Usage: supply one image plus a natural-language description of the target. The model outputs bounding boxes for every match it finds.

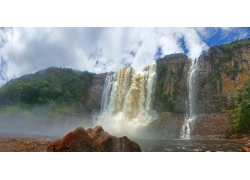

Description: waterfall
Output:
[97,64,157,134]
[180,58,198,139]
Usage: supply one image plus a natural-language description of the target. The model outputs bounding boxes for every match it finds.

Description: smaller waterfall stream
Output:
[180,58,198,139]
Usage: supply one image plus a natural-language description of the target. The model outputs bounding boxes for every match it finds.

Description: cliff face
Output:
[154,54,189,114]
[154,38,250,115]
[152,38,250,138]
[86,73,107,113]
[197,38,250,113]
[146,113,233,139]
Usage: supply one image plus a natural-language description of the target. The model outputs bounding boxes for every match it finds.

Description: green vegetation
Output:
[221,38,250,60]
[232,76,250,133]
[219,39,250,81]
[208,57,239,93]
[156,61,167,90]
[222,44,233,60]
[225,61,239,80]
[161,91,175,112]
[227,38,250,48]
[156,58,185,113]
[0,67,94,119]
[210,57,223,92]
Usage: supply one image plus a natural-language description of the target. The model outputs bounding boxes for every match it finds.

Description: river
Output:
[133,138,245,152]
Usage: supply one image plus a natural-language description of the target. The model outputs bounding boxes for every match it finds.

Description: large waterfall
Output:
[180,58,198,139]
[96,64,157,135]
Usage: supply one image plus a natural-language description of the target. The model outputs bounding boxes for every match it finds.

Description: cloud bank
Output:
[0,27,249,86]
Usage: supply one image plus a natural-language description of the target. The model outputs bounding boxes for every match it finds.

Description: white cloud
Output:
[1,27,244,86]
[180,28,209,58]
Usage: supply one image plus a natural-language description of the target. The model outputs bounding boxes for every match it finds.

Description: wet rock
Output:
[147,112,233,139]
[245,143,250,148]
[86,73,107,112]
[47,126,142,152]
[47,127,101,152]
[87,125,142,152]
[192,113,233,137]
[235,148,243,152]
[242,146,250,152]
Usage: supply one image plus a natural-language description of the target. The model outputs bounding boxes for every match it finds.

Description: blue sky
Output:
[1,27,250,87]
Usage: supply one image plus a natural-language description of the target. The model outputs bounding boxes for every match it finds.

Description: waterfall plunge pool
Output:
[132,138,245,152]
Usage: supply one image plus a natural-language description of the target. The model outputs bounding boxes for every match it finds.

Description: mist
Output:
[0,104,94,140]
[0,105,159,140]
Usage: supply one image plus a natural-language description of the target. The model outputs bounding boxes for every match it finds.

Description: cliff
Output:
[154,38,250,115]
[197,38,250,113]
[154,53,188,113]
[85,73,107,113]
[151,38,250,137]
[145,113,233,139]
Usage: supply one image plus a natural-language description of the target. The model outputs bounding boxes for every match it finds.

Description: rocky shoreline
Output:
[0,135,250,152]
[0,136,52,152]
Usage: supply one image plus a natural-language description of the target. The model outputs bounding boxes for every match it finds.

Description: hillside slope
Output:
[0,67,104,134]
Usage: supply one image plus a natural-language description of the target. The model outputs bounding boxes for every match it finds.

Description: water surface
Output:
[134,139,244,152]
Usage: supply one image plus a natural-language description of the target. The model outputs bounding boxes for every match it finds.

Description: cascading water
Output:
[97,64,157,135]
[180,58,198,139]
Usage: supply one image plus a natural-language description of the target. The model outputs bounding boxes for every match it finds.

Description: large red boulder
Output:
[47,125,142,152]
[87,125,142,152]
[47,126,101,152]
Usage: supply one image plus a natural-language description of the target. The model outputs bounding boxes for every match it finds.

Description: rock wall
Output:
[192,113,233,138]
[197,38,250,113]
[154,38,250,115]
[147,113,233,139]
[151,39,250,138]
[146,113,185,139]
[155,53,189,113]
[86,73,107,112]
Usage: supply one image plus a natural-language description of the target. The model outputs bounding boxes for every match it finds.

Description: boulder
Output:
[47,126,101,152]
[245,143,250,148]
[210,149,217,152]
[87,125,142,152]
[47,125,142,152]
[242,146,250,152]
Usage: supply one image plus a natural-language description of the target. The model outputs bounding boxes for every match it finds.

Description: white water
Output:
[97,65,157,135]
[180,58,198,139]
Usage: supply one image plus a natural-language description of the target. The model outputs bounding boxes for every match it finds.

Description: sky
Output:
[1,27,250,87]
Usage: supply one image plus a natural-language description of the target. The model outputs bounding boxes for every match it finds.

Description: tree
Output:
[232,77,250,133]
[162,91,176,112]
